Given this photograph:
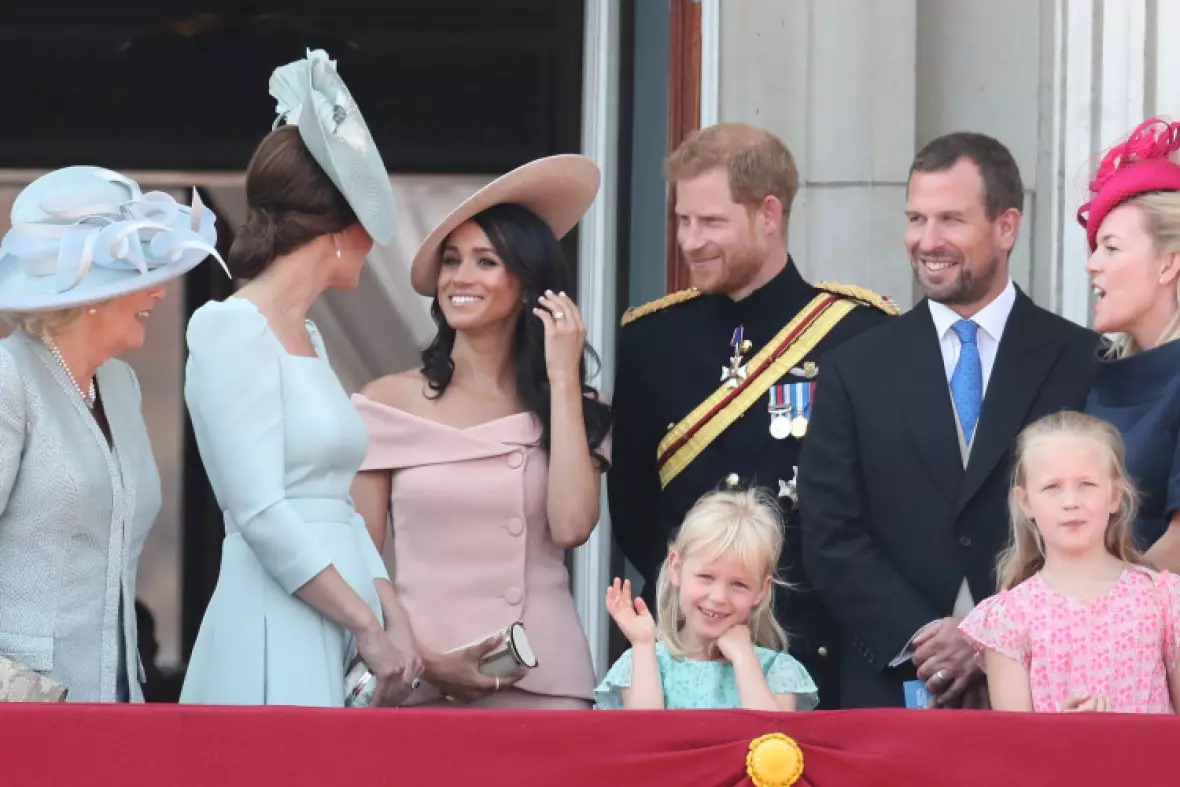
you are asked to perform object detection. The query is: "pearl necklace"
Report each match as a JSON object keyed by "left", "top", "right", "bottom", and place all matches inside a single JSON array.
[{"left": 42, "top": 336, "right": 96, "bottom": 409}]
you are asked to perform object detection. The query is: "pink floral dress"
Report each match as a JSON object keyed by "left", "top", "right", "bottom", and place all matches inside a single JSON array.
[{"left": 958, "top": 567, "right": 1180, "bottom": 713}]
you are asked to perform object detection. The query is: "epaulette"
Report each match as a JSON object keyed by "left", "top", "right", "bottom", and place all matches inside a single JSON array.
[
  {"left": 620, "top": 288, "right": 702, "bottom": 326},
  {"left": 816, "top": 281, "right": 902, "bottom": 316}
]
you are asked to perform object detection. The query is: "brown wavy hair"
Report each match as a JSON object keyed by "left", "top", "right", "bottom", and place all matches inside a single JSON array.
[{"left": 663, "top": 123, "right": 799, "bottom": 235}]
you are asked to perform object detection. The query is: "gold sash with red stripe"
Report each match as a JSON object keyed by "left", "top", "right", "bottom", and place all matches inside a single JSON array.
[{"left": 656, "top": 293, "right": 857, "bottom": 489}]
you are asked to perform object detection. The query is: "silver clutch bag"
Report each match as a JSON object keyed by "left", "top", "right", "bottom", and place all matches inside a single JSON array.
[
  {"left": 345, "top": 622, "right": 538, "bottom": 707},
  {"left": 344, "top": 659, "right": 378, "bottom": 709},
  {"left": 447, "top": 621, "right": 538, "bottom": 678},
  {"left": 0, "top": 654, "right": 68, "bottom": 702},
  {"left": 344, "top": 661, "right": 422, "bottom": 709}
]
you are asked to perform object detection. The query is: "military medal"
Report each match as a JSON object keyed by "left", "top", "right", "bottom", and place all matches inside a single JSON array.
[
  {"left": 789, "top": 382, "right": 815, "bottom": 438},
  {"left": 768, "top": 384, "right": 792, "bottom": 440},
  {"left": 720, "top": 326, "right": 752, "bottom": 389}
]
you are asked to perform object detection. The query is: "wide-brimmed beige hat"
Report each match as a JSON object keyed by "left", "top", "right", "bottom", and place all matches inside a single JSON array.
[{"left": 410, "top": 154, "right": 600, "bottom": 296}]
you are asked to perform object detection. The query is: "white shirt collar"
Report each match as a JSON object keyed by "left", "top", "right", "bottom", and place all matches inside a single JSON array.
[{"left": 927, "top": 279, "right": 1017, "bottom": 343}]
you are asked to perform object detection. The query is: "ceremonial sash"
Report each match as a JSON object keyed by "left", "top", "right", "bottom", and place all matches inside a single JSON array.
[{"left": 656, "top": 293, "right": 857, "bottom": 489}]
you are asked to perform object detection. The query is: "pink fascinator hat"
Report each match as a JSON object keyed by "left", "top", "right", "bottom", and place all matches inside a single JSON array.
[{"left": 1078, "top": 117, "right": 1180, "bottom": 251}]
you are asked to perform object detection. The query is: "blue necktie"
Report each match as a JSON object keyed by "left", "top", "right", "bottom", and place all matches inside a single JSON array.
[{"left": 950, "top": 320, "right": 982, "bottom": 443}]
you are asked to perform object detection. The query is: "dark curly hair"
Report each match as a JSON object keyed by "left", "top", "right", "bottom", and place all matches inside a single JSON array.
[{"left": 420, "top": 203, "right": 611, "bottom": 469}]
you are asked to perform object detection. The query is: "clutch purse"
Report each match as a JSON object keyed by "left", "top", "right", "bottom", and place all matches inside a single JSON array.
[
  {"left": 446, "top": 621, "right": 538, "bottom": 678},
  {"left": 343, "top": 660, "right": 422, "bottom": 709},
  {"left": 345, "top": 622, "right": 538, "bottom": 707},
  {"left": 0, "top": 654, "right": 68, "bottom": 702}
]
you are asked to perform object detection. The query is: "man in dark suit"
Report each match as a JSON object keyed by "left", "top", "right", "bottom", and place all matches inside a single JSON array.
[
  {"left": 609, "top": 123, "right": 897, "bottom": 708},
  {"left": 797, "top": 132, "right": 1100, "bottom": 709}
]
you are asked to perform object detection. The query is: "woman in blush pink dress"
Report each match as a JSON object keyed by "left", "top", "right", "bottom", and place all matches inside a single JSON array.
[
  {"left": 959, "top": 412, "right": 1180, "bottom": 713},
  {"left": 351, "top": 156, "right": 611, "bottom": 709}
]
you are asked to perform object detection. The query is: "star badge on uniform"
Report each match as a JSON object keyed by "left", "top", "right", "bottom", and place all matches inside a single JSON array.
[
  {"left": 721, "top": 325, "right": 753, "bottom": 389},
  {"left": 778, "top": 467, "right": 798, "bottom": 505}
]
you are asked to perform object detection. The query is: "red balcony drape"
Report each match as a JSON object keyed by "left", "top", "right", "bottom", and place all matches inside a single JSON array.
[{"left": 4, "top": 705, "right": 1174, "bottom": 787}]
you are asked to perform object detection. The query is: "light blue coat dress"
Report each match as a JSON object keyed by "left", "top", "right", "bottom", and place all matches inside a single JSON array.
[
  {"left": 179, "top": 299, "right": 388, "bottom": 706},
  {"left": 0, "top": 331, "right": 161, "bottom": 702}
]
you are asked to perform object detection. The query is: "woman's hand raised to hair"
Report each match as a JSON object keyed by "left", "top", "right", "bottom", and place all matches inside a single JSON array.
[
  {"left": 534, "top": 290, "right": 586, "bottom": 389},
  {"left": 606, "top": 578, "right": 657, "bottom": 646}
]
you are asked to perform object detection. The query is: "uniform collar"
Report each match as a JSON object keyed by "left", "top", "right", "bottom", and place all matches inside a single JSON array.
[{"left": 716, "top": 257, "right": 814, "bottom": 319}]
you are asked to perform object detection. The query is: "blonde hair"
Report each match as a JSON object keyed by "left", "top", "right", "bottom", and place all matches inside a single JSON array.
[
  {"left": 996, "top": 411, "right": 1145, "bottom": 591},
  {"left": 1106, "top": 191, "right": 1180, "bottom": 358},
  {"left": 0, "top": 307, "right": 88, "bottom": 338},
  {"left": 655, "top": 488, "right": 788, "bottom": 657},
  {"left": 664, "top": 123, "right": 800, "bottom": 235}
]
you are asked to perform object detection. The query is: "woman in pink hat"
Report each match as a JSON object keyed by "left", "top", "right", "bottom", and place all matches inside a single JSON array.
[
  {"left": 351, "top": 155, "right": 612, "bottom": 709},
  {"left": 1082, "top": 117, "right": 1180, "bottom": 571}
]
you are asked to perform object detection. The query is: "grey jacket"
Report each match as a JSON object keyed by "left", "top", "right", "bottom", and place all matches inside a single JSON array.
[{"left": 0, "top": 331, "right": 161, "bottom": 702}]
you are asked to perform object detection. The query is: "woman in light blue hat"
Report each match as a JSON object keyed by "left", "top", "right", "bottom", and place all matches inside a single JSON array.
[
  {"left": 179, "top": 50, "right": 421, "bottom": 707},
  {"left": 0, "top": 166, "right": 226, "bottom": 702}
]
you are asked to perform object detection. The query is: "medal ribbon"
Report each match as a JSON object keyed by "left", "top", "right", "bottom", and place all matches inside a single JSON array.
[
  {"left": 657, "top": 294, "right": 858, "bottom": 488},
  {"left": 769, "top": 384, "right": 786, "bottom": 410}
]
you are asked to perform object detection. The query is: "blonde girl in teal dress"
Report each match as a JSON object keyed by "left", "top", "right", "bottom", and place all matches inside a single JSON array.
[{"left": 595, "top": 489, "right": 817, "bottom": 710}]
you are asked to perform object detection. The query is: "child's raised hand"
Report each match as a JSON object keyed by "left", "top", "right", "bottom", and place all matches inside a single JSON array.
[
  {"left": 605, "top": 578, "right": 656, "bottom": 646},
  {"left": 714, "top": 623, "right": 756, "bottom": 663}
]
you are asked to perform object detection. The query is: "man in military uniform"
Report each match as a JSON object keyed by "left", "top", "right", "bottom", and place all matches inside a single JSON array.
[{"left": 608, "top": 123, "right": 896, "bottom": 708}]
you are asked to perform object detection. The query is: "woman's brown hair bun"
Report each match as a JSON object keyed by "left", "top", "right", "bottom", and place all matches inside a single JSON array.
[{"left": 228, "top": 125, "right": 358, "bottom": 279}]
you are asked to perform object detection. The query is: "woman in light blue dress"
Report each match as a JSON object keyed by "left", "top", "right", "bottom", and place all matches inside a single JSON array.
[
  {"left": 595, "top": 489, "right": 818, "bottom": 710},
  {"left": 180, "top": 50, "right": 420, "bottom": 707},
  {"left": 0, "top": 165, "right": 224, "bottom": 702}
]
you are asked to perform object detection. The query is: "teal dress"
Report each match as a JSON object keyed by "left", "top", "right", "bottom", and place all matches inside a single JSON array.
[
  {"left": 594, "top": 642, "right": 819, "bottom": 710},
  {"left": 179, "top": 299, "right": 389, "bottom": 706}
]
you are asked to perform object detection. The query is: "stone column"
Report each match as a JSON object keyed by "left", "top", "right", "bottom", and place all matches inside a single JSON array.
[{"left": 719, "top": 0, "right": 919, "bottom": 306}]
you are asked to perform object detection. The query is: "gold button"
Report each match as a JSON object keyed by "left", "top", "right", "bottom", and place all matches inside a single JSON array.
[
  {"left": 817, "top": 646, "right": 829, "bottom": 658},
  {"left": 725, "top": 473, "right": 740, "bottom": 488}
]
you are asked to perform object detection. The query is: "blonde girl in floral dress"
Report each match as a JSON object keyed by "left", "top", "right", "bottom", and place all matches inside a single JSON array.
[{"left": 959, "top": 412, "right": 1180, "bottom": 713}]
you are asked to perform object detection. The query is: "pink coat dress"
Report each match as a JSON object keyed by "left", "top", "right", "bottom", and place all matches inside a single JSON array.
[
  {"left": 353, "top": 394, "right": 597, "bottom": 704},
  {"left": 959, "top": 566, "right": 1180, "bottom": 713}
]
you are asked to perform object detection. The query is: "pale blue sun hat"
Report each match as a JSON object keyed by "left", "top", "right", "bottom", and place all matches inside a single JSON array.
[
  {"left": 269, "top": 49, "right": 396, "bottom": 246},
  {"left": 0, "top": 166, "right": 228, "bottom": 313}
]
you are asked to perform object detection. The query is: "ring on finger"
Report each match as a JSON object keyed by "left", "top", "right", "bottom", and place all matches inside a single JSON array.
[
  {"left": 552, "top": 311, "right": 566, "bottom": 320},
  {"left": 934, "top": 669, "right": 947, "bottom": 684},
  {"left": 494, "top": 676, "right": 501, "bottom": 693}
]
